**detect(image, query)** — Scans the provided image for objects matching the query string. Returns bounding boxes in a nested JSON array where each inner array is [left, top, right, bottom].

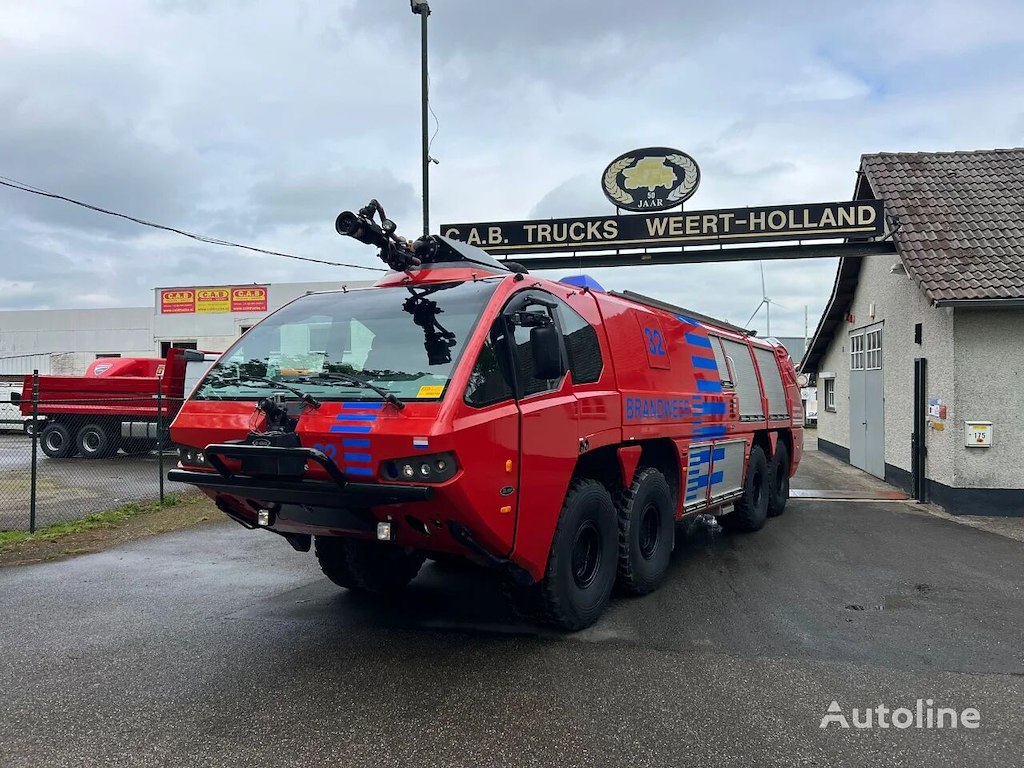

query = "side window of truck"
[[510, 305, 563, 397], [708, 335, 735, 387], [464, 324, 515, 408], [555, 301, 603, 384]]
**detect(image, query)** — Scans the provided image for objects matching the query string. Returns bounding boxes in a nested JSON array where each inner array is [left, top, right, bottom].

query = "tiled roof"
[[861, 148, 1024, 302]]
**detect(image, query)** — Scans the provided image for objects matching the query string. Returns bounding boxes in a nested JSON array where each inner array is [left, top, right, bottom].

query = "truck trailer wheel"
[[539, 478, 618, 631], [767, 441, 790, 517], [315, 536, 424, 595], [722, 445, 770, 532], [39, 423, 75, 458], [75, 423, 118, 459], [615, 467, 674, 595]]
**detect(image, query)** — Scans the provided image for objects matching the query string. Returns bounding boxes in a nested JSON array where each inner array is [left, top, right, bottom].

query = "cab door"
[[501, 291, 581, 576]]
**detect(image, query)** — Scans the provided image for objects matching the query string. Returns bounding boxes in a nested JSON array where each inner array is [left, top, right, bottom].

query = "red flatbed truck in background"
[[169, 204, 803, 630], [20, 349, 216, 459]]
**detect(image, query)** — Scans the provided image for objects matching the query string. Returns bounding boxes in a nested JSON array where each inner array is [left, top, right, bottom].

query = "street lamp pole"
[[411, 1, 431, 237]]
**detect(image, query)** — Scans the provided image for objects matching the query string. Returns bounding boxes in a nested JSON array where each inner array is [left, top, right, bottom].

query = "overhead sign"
[[159, 285, 268, 315], [601, 147, 700, 212], [441, 200, 884, 256]]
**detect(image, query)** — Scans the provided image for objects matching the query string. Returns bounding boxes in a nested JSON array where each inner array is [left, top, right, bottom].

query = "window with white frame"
[[849, 333, 865, 370], [865, 328, 882, 369], [823, 378, 836, 412]]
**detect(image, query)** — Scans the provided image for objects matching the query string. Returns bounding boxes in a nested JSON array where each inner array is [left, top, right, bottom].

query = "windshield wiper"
[[214, 372, 321, 409], [293, 371, 405, 411]]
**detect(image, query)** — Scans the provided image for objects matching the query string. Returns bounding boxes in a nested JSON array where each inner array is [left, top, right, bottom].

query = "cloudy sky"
[[2, 0, 1023, 337]]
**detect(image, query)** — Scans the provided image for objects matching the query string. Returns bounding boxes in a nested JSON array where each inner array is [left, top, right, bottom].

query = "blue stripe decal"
[[343, 402, 384, 410], [691, 355, 718, 371], [685, 333, 713, 348], [344, 466, 374, 476], [343, 453, 372, 463], [342, 438, 371, 448], [689, 449, 711, 464], [676, 314, 701, 326], [712, 448, 726, 461], [334, 413, 378, 421], [709, 470, 724, 485], [688, 469, 701, 477], [330, 425, 372, 434], [688, 475, 711, 490], [694, 425, 728, 438], [696, 379, 723, 393], [698, 402, 727, 415]]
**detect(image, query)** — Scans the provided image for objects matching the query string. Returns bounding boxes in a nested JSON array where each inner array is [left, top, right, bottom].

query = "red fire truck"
[[169, 202, 802, 630], [20, 349, 216, 459]]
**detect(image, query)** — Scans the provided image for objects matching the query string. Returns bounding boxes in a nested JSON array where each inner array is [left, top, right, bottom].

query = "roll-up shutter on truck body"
[[753, 346, 789, 420], [719, 338, 764, 421]]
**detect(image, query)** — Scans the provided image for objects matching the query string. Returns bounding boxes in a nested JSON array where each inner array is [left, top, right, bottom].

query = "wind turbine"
[[745, 262, 784, 337]]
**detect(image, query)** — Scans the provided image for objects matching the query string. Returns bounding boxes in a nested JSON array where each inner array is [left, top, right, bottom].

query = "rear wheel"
[[539, 478, 618, 631], [39, 422, 74, 458], [615, 467, 674, 595], [76, 423, 118, 459], [767, 441, 791, 517], [722, 445, 770, 532], [315, 536, 424, 595]]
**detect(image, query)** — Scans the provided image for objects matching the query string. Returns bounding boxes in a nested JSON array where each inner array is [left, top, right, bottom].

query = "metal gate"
[[848, 325, 885, 479]]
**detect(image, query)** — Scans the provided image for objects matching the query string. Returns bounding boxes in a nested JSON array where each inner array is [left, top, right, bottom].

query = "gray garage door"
[[848, 325, 884, 479]]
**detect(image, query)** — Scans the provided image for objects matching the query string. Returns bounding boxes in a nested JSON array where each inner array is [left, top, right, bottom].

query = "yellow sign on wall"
[[196, 287, 231, 313]]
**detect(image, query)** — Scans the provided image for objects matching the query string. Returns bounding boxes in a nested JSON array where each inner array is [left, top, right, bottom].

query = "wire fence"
[[0, 374, 185, 532]]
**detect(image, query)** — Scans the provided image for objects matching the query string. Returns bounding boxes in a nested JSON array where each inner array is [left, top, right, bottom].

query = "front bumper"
[[168, 443, 433, 533]]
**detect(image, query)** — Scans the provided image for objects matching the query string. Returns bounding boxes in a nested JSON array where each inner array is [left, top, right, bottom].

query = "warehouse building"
[[0, 280, 370, 378], [803, 148, 1024, 516]]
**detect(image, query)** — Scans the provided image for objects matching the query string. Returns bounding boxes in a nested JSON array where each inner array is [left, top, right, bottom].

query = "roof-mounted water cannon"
[[336, 199, 424, 272]]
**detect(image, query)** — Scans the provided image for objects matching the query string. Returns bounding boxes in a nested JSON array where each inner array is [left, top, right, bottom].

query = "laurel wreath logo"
[[665, 154, 699, 203], [603, 157, 635, 205], [603, 153, 700, 208]]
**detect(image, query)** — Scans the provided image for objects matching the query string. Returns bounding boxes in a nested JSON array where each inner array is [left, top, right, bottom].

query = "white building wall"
[[952, 309, 1024, 489], [0, 307, 154, 376], [816, 253, 956, 484]]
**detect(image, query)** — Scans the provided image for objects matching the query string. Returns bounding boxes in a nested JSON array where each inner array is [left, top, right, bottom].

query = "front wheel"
[[315, 536, 424, 595], [539, 478, 618, 631]]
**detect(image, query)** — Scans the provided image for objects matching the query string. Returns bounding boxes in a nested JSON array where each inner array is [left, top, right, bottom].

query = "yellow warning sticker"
[[416, 385, 444, 399]]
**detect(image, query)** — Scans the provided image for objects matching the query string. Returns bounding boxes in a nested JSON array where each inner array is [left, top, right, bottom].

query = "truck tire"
[[615, 467, 674, 595], [315, 536, 424, 595], [767, 441, 790, 517], [40, 422, 75, 458], [539, 478, 618, 631], [722, 445, 770, 533], [76, 423, 118, 459]]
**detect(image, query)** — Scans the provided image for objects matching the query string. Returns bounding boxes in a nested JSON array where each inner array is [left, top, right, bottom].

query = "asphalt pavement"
[[1, 442, 1022, 767], [0, 433, 187, 530]]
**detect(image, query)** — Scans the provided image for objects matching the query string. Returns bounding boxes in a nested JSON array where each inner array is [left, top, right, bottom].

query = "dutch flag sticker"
[[413, 437, 430, 450]]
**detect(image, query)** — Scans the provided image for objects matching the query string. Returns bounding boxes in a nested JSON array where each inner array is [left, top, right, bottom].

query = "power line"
[[0, 175, 386, 272]]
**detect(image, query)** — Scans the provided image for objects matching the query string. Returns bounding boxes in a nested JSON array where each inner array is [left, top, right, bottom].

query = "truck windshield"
[[193, 279, 501, 402]]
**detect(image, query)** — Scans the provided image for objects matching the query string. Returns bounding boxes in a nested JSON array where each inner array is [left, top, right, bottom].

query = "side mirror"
[[182, 349, 205, 363], [530, 324, 565, 380]]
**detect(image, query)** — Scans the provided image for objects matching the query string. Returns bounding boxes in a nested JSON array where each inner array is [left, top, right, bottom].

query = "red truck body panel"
[[21, 349, 188, 420], [170, 264, 803, 582]]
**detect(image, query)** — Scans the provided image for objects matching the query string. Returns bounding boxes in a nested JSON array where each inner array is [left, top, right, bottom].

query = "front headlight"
[[381, 452, 458, 483], [177, 446, 209, 468]]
